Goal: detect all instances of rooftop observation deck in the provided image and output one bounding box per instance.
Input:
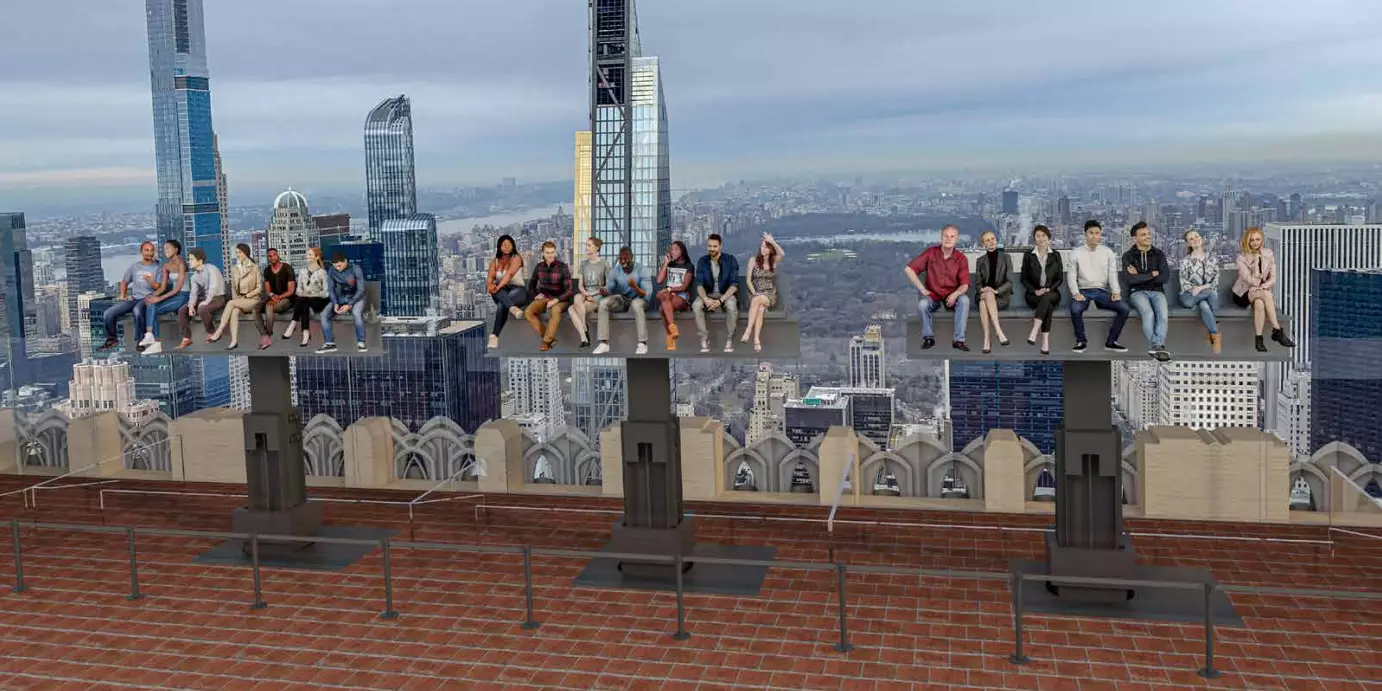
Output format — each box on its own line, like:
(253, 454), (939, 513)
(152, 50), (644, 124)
(906, 268), (1293, 362)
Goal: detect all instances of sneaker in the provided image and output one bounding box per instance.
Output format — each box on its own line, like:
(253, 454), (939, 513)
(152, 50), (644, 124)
(509, 306), (523, 319)
(356, 342), (367, 352)
(1072, 341), (1088, 353)
(97, 338), (118, 351)
(487, 335), (499, 349)
(142, 342), (163, 355)
(1104, 342), (1128, 353)
(635, 342), (648, 355)
(138, 332), (156, 347)
(723, 340), (734, 353)
(1153, 349), (1171, 363)
(592, 342), (610, 355)
(952, 340), (970, 352)
(921, 337), (936, 350)
(700, 337), (710, 353)
(317, 343), (338, 354)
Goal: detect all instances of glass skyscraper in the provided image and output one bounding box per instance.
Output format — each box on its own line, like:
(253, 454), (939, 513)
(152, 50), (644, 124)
(294, 319), (500, 433)
(949, 361), (1063, 453)
(1310, 268), (1382, 463)
(378, 214), (438, 316)
(63, 236), (104, 335)
(145, 0), (224, 270)
(364, 96), (417, 236)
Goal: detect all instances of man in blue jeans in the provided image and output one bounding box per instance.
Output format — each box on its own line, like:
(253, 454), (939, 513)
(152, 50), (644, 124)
(316, 251), (367, 353)
(1066, 220), (1130, 353)
(98, 241), (161, 351)
(1122, 221), (1172, 362)
(903, 224), (972, 351)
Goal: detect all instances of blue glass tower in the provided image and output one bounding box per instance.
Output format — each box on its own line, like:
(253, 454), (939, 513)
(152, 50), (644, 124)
(145, 0), (224, 269)
(949, 361), (1063, 452)
(294, 319), (500, 433)
(364, 96), (417, 237)
(1310, 268), (1382, 462)
(320, 236), (385, 282)
(378, 214), (438, 316)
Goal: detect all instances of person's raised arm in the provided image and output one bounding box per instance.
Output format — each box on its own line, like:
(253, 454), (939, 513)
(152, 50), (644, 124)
(765, 233), (785, 260)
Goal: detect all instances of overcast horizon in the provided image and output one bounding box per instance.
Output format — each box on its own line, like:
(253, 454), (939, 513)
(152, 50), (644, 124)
(3, 0), (1382, 207)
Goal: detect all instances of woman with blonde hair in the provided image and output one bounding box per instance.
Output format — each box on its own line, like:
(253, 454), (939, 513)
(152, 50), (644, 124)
(1232, 227), (1294, 352)
(285, 247), (329, 347)
(974, 230), (1012, 354)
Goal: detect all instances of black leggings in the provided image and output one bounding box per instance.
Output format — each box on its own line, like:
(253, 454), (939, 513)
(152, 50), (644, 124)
(491, 286), (530, 335)
(293, 297), (330, 328)
(1025, 291), (1061, 333)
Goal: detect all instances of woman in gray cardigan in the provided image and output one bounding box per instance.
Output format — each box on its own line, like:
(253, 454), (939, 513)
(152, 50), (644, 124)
(975, 230), (1013, 354)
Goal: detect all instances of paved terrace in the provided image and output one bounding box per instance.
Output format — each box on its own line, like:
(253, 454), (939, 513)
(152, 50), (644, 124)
(0, 478), (1377, 691)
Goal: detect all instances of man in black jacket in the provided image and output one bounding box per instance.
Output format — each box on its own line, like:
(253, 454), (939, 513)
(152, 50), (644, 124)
(1122, 221), (1172, 361)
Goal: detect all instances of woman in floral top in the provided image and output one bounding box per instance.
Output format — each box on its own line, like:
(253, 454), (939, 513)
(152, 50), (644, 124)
(1177, 229), (1221, 353)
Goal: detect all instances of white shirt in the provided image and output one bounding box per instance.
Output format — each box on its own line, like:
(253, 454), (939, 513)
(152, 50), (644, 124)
(1066, 244), (1120, 294)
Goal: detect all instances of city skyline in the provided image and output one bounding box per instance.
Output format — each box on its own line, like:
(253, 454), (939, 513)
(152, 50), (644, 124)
(3, 1), (1382, 206)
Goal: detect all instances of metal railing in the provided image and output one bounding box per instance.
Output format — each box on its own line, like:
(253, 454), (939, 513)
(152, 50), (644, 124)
(6, 517), (1382, 680)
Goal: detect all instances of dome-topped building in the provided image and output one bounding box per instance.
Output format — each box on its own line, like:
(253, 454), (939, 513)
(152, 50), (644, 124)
(274, 187), (309, 212)
(267, 187), (317, 266)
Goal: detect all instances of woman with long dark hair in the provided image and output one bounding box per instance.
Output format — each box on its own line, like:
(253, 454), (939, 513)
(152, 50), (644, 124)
(486, 234), (528, 349)
(740, 233), (784, 352)
(208, 243), (262, 349)
(656, 240), (694, 351)
(135, 239), (189, 354)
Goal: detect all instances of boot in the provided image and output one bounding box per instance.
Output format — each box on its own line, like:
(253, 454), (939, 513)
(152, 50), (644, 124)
(1272, 328), (1295, 348)
(1209, 333), (1221, 354)
(1255, 335), (1267, 352)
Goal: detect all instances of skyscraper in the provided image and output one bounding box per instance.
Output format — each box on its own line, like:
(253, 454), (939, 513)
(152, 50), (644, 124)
(63, 236), (104, 334)
(378, 214), (439, 316)
(848, 325), (885, 389)
(746, 363), (798, 445)
(506, 357), (565, 440)
(266, 188), (317, 266)
(576, 0), (671, 443)
(1002, 190), (1019, 215)
(364, 96), (417, 236)
(294, 318), (500, 433)
(572, 131), (592, 257)
(145, 0), (223, 270)
(949, 361), (1062, 452)
(1154, 362), (1262, 430)
(0, 213), (34, 343)
(1310, 268), (1382, 462)
(1264, 223), (1382, 369)
(313, 214), (351, 245)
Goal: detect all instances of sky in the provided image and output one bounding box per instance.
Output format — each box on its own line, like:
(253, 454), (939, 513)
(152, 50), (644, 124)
(2, 0), (1382, 205)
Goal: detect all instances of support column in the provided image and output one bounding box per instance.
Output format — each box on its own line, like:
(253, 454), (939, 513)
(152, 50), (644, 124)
(230, 356), (322, 553)
(608, 358), (695, 578)
(1045, 360), (1133, 603)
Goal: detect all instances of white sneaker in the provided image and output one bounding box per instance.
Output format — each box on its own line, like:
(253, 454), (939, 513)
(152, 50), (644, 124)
(723, 340), (734, 353)
(356, 342), (367, 352)
(509, 306), (523, 318)
(635, 342), (648, 355)
(142, 342), (163, 355)
(592, 342), (610, 355)
(138, 332), (156, 347)
(700, 337), (710, 353)
(487, 335), (499, 349)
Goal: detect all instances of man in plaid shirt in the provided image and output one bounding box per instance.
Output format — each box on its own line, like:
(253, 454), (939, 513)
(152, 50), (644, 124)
(524, 241), (574, 351)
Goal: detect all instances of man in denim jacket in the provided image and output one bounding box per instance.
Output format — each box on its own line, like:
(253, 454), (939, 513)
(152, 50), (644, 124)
(692, 234), (740, 353)
(316, 251), (368, 353)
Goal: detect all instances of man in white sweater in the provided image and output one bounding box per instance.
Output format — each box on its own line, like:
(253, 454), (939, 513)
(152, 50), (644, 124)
(1065, 220), (1130, 353)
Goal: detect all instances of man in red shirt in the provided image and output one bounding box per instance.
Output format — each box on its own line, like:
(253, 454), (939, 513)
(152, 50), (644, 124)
(903, 224), (971, 351)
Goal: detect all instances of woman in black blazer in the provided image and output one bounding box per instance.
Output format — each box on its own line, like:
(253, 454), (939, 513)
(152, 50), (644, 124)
(1020, 225), (1063, 355)
(974, 230), (1013, 354)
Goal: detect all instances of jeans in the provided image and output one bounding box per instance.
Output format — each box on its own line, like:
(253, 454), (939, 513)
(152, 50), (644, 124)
(320, 300), (366, 344)
(1179, 290), (1219, 334)
(490, 286), (529, 336)
(918, 293), (970, 341)
(146, 292), (189, 338)
(1127, 290), (1169, 347)
(102, 299), (140, 342)
(1069, 289), (1130, 344)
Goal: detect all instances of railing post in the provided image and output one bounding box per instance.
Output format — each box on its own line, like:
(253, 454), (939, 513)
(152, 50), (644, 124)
(380, 538), (398, 620)
(833, 563), (853, 653)
(126, 526), (143, 601)
(521, 545), (540, 630)
(1009, 571), (1030, 665)
(249, 534), (266, 610)
(1199, 581), (1220, 679)
(672, 553), (689, 641)
(10, 519), (25, 593)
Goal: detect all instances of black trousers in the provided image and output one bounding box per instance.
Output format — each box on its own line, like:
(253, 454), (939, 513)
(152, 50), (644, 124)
(1025, 291), (1061, 333)
(293, 296), (330, 328)
(491, 286), (530, 336)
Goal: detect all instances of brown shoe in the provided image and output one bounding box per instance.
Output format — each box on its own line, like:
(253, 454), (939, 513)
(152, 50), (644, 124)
(668, 323), (680, 340)
(1209, 333), (1221, 354)
(666, 334), (677, 351)
(176, 338), (193, 350)
(540, 338), (554, 352)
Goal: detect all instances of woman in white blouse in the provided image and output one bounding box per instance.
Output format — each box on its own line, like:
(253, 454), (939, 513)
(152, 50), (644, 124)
(1177, 229), (1220, 353)
(284, 247), (329, 347)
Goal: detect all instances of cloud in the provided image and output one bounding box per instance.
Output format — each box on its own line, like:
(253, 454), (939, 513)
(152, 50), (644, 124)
(2, 0), (1381, 198)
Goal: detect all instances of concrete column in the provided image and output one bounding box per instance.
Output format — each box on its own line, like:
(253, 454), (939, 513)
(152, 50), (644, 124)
(982, 429), (1026, 514)
(473, 418), (523, 494)
(66, 411), (124, 478)
(342, 417), (394, 489)
(599, 423), (623, 498)
(816, 426), (859, 507)
(678, 417), (722, 501)
(170, 408), (247, 484)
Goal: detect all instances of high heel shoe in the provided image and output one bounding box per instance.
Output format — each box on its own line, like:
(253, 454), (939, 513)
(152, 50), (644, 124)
(999, 338), (1010, 347)
(754, 341), (761, 353)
